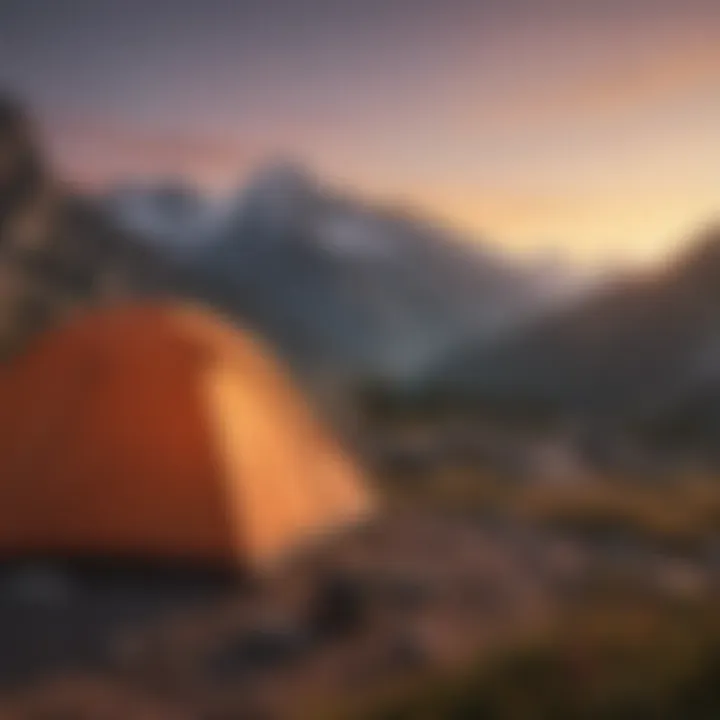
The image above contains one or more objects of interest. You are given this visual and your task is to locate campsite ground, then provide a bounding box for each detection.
[1,464,720,718]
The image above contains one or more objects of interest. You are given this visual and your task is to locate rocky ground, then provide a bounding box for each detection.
[0,505,717,719]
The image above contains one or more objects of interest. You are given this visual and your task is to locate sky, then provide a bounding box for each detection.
[1,0,719,266]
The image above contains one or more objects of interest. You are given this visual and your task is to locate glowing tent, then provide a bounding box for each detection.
[0,304,374,568]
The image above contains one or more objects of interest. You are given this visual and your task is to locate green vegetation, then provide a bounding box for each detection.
[359,598,720,719]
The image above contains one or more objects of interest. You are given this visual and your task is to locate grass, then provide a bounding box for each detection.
[354,596,720,719]
[383,469,720,554]
[358,434,720,718]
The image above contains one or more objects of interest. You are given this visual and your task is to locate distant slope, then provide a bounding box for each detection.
[428,224,720,419]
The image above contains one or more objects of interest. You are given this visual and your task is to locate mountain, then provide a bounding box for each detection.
[0,95,175,359]
[0,97,566,389]
[428,223,720,421]
[640,374,720,457]
[103,182,221,250]
[185,161,565,384]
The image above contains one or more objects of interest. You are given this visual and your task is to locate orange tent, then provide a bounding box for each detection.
[0,304,374,569]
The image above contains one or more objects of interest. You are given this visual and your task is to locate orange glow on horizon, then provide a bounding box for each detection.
[398,186,720,268]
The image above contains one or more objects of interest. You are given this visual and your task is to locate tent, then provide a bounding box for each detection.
[0,304,374,569]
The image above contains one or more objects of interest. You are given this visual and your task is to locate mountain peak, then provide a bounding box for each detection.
[231,159,322,237]
[103,181,215,245]
[242,159,318,206]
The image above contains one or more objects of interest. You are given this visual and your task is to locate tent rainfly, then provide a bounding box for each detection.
[0,304,374,569]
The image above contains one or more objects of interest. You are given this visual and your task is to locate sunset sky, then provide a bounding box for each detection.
[1,0,718,266]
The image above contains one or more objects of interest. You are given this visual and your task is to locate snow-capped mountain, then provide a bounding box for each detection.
[103,182,222,249]
[185,161,570,383]
[0,97,584,391]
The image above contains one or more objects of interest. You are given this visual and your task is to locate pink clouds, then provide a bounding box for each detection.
[46,116,262,191]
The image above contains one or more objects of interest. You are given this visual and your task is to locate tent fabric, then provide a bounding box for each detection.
[0,304,374,568]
